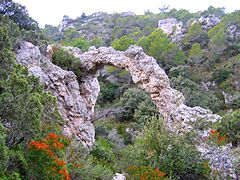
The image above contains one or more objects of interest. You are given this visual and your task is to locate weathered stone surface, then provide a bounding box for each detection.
[16,42,220,146]
[108,128,125,148]
[226,25,240,44]
[197,142,238,178]
[16,42,94,148]
[222,91,240,105]
[158,18,185,42]
[193,15,221,30]
[113,173,126,180]
[17,41,238,177]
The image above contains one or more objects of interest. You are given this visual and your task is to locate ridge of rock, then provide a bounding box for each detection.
[16,41,221,147]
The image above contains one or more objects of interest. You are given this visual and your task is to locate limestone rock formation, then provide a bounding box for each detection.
[16,41,221,147]
[158,18,185,42]
[16,42,95,148]
[192,15,221,30]
[226,24,240,48]
[17,41,239,177]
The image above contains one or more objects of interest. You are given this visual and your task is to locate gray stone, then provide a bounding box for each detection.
[113,173,126,180]
[158,18,185,42]
[16,42,221,147]
[193,15,221,30]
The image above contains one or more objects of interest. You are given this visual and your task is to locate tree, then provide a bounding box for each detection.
[188,43,205,65]
[201,6,225,18]
[137,29,185,69]
[64,27,79,40]
[0,21,63,178]
[63,37,90,52]
[183,23,207,48]
[42,24,63,42]
[0,26,15,81]
[0,0,38,30]
[52,48,81,79]
[112,36,135,51]
[208,24,226,59]
[90,38,104,48]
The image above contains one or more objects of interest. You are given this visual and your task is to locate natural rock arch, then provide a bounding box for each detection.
[16,42,220,148]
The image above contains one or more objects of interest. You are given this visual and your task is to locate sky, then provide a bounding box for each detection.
[13,0,240,28]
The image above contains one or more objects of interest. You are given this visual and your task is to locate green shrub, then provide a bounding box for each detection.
[67,139,114,180]
[52,48,81,78]
[112,35,135,51]
[212,69,232,84]
[118,88,150,121]
[91,137,116,165]
[119,117,211,179]
[217,110,240,147]
[63,37,90,52]
[97,82,119,105]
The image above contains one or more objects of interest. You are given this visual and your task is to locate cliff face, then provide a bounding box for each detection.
[16,41,220,148]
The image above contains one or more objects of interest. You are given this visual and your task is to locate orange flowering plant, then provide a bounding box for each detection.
[126,166,167,180]
[208,130,227,146]
[27,133,71,180]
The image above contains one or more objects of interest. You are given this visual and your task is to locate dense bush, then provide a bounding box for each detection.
[137,29,186,69]
[111,35,135,51]
[52,47,81,78]
[118,117,211,179]
[97,82,120,105]
[0,18,64,179]
[217,110,240,147]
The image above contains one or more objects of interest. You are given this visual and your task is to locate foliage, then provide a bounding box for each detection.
[212,68,232,84]
[126,166,166,179]
[118,88,150,121]
[171,76,224,112]
[112,35,135,51]
[0,15,20,47]
[0,25,15,81]
[183,23,207,48]
[64,28,79,40]
[137,29,185,69]
[42,24,62,42]
[166,8,196,24]
[0,0,38,30]
[208,24,226,60]
[168,65,190,79]
[119,117,211,179]
[97,82,120,105]
[91,137,116,166]
[63,37,90,52]
[52,47,81,78]
[0,16,64,179]
[67,139,114,180]
[217,110,240,147]
[27,133,70,180]
[201,6,225,18]
[188,43,205,65]
[90,38,104,48]
[208,130,227,146]
[0,123,9,177]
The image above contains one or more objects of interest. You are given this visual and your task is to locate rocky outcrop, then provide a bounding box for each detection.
[192,15,221,30]
[17,42,239,177]
[16,42,95,148]
[158,18,185,42]
[113,173,126,180]
[58,12,136,43]
[16,41,221,148]
[226,24,240,48]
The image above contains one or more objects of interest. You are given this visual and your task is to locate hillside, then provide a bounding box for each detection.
[0,1,240,179]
